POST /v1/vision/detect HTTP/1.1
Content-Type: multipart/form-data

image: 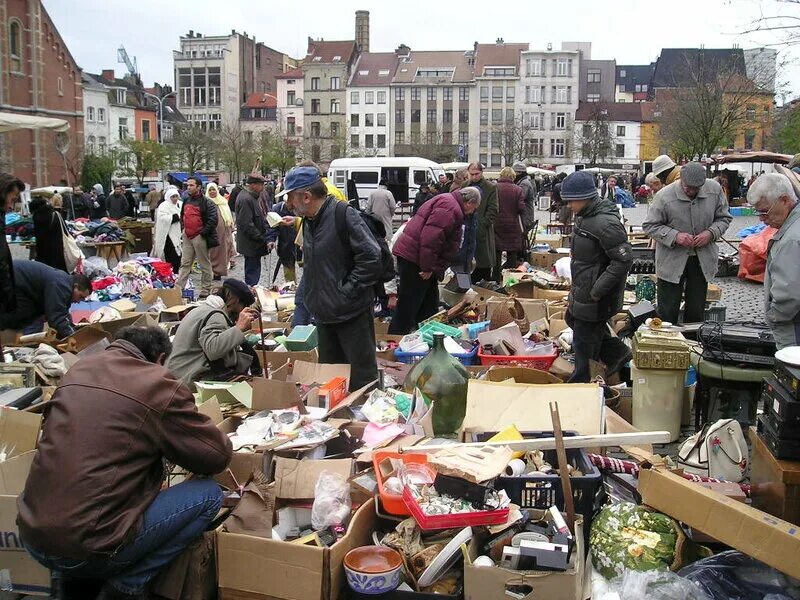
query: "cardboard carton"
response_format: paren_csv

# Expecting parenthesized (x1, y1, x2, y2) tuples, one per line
(256, 350, 317, 372)
(530, 251, 561, 269)
(141, 287, 184, 308)
(273, 457, 354, 501)
(639, 466, 800, 579)
(486, 298, 549, 324)
(548, 311, 569, 338)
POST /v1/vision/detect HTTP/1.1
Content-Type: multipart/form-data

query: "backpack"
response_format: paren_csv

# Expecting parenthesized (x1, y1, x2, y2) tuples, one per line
(334, 201, 396, 283)
(677, 418, 747, 482)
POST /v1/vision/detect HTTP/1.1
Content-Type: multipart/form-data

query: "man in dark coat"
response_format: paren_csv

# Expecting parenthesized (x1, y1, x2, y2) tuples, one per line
(107, 184, 129, 220)
(412, 182, 434, 215)
(561, 171, 632, 383)
(0, 174, 25, 322)
(174, 176, 218, 299)
(466, 162, 498, 283)
(234, 175, 269, 286)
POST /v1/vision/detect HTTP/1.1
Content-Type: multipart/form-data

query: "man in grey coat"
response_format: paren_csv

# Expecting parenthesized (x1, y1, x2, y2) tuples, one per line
(749, 173, 800, 349)
(365, 179, 396, 242)
(513, 161, 536, 233)
(467, 162, 499, 283)
(643, 162, 731, 323)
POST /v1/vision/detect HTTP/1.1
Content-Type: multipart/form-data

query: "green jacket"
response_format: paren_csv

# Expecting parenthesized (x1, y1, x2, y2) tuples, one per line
(469, 177, 499, 269)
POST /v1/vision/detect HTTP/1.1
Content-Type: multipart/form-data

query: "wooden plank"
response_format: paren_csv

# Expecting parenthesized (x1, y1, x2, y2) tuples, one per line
(550, 402, 576, 532)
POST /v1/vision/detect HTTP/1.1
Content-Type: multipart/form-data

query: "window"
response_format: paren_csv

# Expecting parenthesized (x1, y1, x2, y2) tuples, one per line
(525, 138, 544, 156)
(330, 77, 340, 90)
(443, 109, 453, 124)
(491, 131, 501, 146)
(97, 108, 105, 123)
(87, 106, 95, 122)
(526, 86, 544, 104)
(116, 89, 127, 105)
(616, 125, 626, 136)
(351, 91, 359, 104)
(378, 134, 386, 148)
(87, 135, 95, 153)
(118, 117, 129, 140)
(417, 68, 455, 78)
(395, 131, 405, 145)
(491, 154, 502, 167)
(582, 124, 592, 138)
(208, 67, 221, 106)
(480, 109, 488, 125)
(427, 87, 437, 101)
(615, 143, 625, 157)
(331, 99, 341, 113)
(411, 109, 421, 123)
(480, 131, 489, 147)
(365, 113, 374, 126)
(634, 84, 648, 93)
(142, 120, 151, 141)
(365, 91, 374, 104)
(395, 109, 405, 123)
(525, 58, 544, 77)
(587, 93, 600, 103)
(365, 134, 374, 148)
(377, 91, 386, 104)
(554, 112, 567, 129)
(178, 68, 191, 106)
(411, 87, 421, 101)
(56, 77, 64, 96)
(311, 99, 321, 114)
(395, 88, 405, 101)
(351, 114, 359, 127)
(427, 109, 436, 124)
(485, 67, 515, 77)
(287, 90, 296, 106)
(745, 129, 756, 150)
(587, 70, 601, 83)
(311, 145, 320, 161)
(459, 87, 469, 101)
(442, 131, 452, 145)
(98, 136, 106, 152)
(8, 20, 22, 72)
(555, 58, 572, 77)
(330, 122, 340, 137)
(480, 86, 489, 100)
(459, 108, 469, 124)
(550, 138, 566, 157)
(526, 112, 544, 129)
(311, 77, 320, 90)
(492, 86, 503, 101)
(310, 122, 320, 137)
(619, 69, 626, 78)
(351, 134, 360, 148)
(507, 86, 515, 101)
(287, 117, 296, 135)
(458, 131, 469, 145)
(492, 109, 502, 124)
(331, 145, 340, 160)
(746, 105, 756, 121)
(553, 86, 569, 103)
(479, 153, 488, 166)
(506, 109, 514, 124)
(377, 113, 386, 127)
(443, 87, 453, 101)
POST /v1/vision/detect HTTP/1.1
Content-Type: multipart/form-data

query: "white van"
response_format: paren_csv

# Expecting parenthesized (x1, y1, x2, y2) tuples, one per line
(328, 157, 445, 206)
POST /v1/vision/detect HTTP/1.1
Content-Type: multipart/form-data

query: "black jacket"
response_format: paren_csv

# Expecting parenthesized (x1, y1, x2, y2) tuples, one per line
(180, 194, 219, 249)
(413, 191, 434, 215)
(90, 194, 107, 220)
(107, 193, 128, 220)
(0, 208, 15, 314)
(302, 197, 381, 324)
(266, 201, 297, 266)
(30, 199, 67, 272)
(234, 188, 269, 257)
(568, 199, 632, 322)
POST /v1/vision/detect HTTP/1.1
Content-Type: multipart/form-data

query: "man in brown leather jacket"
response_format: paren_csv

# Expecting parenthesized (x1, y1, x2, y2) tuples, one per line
(17, 326, 233, 600)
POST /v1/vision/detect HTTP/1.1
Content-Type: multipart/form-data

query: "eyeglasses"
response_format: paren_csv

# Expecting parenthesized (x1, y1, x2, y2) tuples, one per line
(755, 203, 776, 218)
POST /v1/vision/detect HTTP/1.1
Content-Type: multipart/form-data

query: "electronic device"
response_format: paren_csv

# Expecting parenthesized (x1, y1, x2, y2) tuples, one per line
(698, 321, 776, 367)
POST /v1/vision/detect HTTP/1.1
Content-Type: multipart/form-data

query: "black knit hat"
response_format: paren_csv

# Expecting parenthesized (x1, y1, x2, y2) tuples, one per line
(222, 279, 255, 307)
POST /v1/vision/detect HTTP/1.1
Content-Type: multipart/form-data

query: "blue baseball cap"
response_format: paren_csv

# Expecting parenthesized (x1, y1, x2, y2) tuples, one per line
(275, 166, 322, 198)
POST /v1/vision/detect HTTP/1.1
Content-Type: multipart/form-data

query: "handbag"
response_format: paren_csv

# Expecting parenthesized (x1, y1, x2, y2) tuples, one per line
(677, 418, 747, 482)
(489, 297, 530, 334)
(55, 212, 82, 273)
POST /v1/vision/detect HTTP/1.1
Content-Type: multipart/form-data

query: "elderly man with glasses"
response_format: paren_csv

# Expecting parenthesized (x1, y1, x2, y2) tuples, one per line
(749, 172, 800, 349)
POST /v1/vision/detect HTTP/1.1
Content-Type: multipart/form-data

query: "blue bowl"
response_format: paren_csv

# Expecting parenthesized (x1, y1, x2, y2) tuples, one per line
(344, 546, 403, 595)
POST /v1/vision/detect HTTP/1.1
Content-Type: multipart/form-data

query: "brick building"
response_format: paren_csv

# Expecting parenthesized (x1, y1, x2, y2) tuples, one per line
(0, 0, 83, 186)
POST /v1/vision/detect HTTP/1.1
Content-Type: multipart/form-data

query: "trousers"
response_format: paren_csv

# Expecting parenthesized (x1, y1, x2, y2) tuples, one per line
(317, 309, 378, 392)
(243, 255, 262, 286)
(175, 235, 213, 297)
(292, 275, 313, 327)
(657, 255, 707, 324)
(389, 257, 439, 335)
(566, 311, 612, 383)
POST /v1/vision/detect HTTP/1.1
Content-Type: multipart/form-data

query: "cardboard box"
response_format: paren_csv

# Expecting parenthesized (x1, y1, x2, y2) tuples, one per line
(256, 350, 317, 372)
(548, 311, 569, 338)
(217, 497, 376, 600)
(639, 466, 800, 580)
(706, 283, 722, 302)
(486, 298, 548, 324)
(484, 367, 563, 385)
(141, 287, 184, 308)
(273, 457, 353, 501)
(530, 251, 561, 269)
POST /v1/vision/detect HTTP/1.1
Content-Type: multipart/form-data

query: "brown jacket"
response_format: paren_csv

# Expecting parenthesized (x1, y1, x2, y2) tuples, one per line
(17, 340, 232, 559)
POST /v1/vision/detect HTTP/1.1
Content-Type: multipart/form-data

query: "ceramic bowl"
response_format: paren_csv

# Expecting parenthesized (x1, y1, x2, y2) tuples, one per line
(344, 545, 403, 595)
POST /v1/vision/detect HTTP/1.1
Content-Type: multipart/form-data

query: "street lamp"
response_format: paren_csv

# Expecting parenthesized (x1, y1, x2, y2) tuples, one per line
(143, 90, 177, 144)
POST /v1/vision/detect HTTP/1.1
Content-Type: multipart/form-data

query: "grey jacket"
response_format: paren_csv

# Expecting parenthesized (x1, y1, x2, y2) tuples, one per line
(765, 203, 800, 349)
(302, 196, 382, 324)
(516, 174, 536, 231)
(166, 302, 249, 387)
(642, 179, 731, 283)
(235, 187, 269, 257)
(365, 186, 397, 242)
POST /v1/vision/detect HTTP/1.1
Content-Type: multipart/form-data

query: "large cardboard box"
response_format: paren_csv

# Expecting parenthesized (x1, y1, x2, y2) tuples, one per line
(217, 497, 376, 600)
(639, 465, 800, 580)
(256, 350, 317, 372)
(0, 410, 50, 596)
(530, 251, 561, 269)
(486, 298, 548, 324)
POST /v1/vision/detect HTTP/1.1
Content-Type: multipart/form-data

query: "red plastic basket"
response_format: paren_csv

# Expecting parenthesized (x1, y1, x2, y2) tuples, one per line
(401, 487, 510, 530)
(372, 451, 432, 516)
(477, 348, 559, 370)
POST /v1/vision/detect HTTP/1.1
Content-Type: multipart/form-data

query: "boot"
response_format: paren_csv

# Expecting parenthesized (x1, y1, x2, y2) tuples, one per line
(96, 583, 148, 600)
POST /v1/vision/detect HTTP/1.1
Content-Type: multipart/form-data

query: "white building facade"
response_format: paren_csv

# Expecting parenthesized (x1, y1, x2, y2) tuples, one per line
(82, 74, 111, 155)
(276, 66, 304, 143)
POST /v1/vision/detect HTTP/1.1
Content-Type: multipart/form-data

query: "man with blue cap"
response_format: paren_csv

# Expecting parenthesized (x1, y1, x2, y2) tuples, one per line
(561, 170, 633, 383)
(277, 166, 382, 391)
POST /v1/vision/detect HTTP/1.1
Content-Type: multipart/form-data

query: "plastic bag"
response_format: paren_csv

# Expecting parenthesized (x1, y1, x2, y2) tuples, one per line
(592, 568, 711, 600)
(737, 226, 777, 283)
(311, 471, 352, 530)
(678, 551, 799, 600)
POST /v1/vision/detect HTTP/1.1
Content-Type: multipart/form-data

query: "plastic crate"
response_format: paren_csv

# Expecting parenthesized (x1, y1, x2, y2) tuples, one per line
(401, 487, 510, 530)
(705, 303, 727, 322)
(477, 347, 559, 370)
(394, 344, 479, 366)
(372, 451, 430, 516)
(473, 430, 602, 533)
(417, 321, 463, 345)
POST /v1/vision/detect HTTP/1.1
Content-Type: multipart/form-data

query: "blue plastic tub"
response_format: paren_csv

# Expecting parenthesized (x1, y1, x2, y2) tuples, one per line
(393, 345, 479, 366)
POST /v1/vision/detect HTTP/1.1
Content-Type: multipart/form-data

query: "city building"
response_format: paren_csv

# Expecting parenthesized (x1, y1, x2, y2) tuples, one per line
(0, 0, 83, 186)
(239, 92, 277, 139)
(472, 40, 529, 169)
(517, 44, 580, 166)
(347, 52, 398, 157)
(574, 102, 644, 169)
(89, 70, 139, 149)
(639, 102, 661, 168)
(276, 66, 304, 145)
(302, 38, 358, 166)
(144, 82, 186, 142)
(562, 42, 616, 104)
(615, 64, 655, 102)
(83, 73, 111, 155)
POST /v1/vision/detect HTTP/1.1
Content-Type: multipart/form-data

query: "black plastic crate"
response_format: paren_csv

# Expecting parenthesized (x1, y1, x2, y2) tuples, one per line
(473, 430, 602, 532)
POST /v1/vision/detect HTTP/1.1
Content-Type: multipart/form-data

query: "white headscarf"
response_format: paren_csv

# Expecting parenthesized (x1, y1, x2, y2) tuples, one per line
(152, 188, 183, 259)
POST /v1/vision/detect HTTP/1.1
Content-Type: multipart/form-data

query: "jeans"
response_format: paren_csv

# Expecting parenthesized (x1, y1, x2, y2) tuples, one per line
(243, 255, 262, 286)
(566, 311, 612, 383)
(657, 255, 707, 324)
(317, 309, 378, 392)
(26, 479, 223, 596)
(292, 275, 313, 327)
(389, 257, 439, 335)
(175, 236, 213, 296)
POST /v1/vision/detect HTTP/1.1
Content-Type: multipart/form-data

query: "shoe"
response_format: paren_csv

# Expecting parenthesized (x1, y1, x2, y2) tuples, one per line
(96, 583, 148, 600)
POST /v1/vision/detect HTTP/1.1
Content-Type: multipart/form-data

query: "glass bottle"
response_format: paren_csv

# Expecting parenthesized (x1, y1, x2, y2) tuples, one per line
(403, 332, 470, 435)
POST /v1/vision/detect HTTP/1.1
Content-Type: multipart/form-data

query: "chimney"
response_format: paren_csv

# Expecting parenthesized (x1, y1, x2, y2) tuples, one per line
(394, 44, 410, 57)
(188, 30, 194, 37)
(496, 37, 504, 45)
(355, 10, 369, 53)
(101, 69, 114, 81)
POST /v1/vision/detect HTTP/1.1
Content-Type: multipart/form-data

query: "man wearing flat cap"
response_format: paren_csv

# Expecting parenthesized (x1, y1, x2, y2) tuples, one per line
(235, 174, 270, 286)
(643, 162, 731, 324)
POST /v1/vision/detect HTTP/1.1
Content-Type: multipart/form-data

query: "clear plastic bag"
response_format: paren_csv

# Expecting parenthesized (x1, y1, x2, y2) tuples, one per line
(678, 551, 800, 600)
(311, 471, 352, 530)
(592, 568, 712, 600)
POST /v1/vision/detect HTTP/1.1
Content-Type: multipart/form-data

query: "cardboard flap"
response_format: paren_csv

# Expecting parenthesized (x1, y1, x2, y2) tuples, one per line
(0, 410, 42, 458)
(273, 457, 354, 500)
(291, 360, 351, 386)
(249, 378, 306, 413)
(197, 397, 224, 425)
(0, 450, 35, 495)
(141, 287, 183, 307)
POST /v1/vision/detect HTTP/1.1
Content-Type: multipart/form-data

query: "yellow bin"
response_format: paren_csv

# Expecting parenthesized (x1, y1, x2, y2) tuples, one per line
(631, 364, 686, 442)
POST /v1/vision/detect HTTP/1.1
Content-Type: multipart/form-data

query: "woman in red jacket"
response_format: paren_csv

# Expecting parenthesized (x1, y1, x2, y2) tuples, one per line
(493, 166, 527, 280)
(390, 187, 482, 334)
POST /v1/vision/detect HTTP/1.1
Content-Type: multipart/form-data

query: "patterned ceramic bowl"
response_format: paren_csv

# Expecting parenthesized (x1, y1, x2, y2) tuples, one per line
(344, 545, 403, 595)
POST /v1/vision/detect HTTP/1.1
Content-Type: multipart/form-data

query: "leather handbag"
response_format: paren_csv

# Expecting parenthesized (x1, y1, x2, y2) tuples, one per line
(677, 418, 748, 482)
(489, 297, 530, 334)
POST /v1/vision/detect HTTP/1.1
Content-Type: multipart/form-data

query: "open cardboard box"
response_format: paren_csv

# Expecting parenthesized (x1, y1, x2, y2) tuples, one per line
(0, 409, 51, 596)
(256, 349, 318, 372)
(485, 297, 549, 324)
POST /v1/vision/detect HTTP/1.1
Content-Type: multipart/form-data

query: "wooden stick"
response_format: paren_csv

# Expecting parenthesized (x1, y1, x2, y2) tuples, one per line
(550, 402, 576, 533)
(256, 312, 268, 378)
(398, 431, 671, 454)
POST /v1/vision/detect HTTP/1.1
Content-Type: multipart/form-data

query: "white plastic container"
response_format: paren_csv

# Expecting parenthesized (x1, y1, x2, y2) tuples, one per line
(631, 364, 686, 442)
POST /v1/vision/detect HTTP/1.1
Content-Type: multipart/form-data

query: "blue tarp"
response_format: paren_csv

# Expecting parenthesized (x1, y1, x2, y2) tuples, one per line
(615, 188, 637, 208)
(167, 172, 210, 184)
(737, 222, 767, 239)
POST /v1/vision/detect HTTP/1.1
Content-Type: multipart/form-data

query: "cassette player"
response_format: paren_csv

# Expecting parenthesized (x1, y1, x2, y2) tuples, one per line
(761, 376, 800, 423)
(758, 416, 800, 460)
(760, 406, 800, 440)
(775, 360, 800, 401)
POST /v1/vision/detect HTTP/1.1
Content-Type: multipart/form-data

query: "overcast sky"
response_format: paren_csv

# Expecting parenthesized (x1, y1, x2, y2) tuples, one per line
(44, 0, 799, 99)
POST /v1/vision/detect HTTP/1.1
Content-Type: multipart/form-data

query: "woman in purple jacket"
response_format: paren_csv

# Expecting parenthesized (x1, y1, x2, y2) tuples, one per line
(493, 166, 527, 280)
(390, 187, 482, 334)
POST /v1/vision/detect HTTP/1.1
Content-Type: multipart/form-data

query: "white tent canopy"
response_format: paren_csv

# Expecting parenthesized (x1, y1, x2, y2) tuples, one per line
(0, 111, 69, 133)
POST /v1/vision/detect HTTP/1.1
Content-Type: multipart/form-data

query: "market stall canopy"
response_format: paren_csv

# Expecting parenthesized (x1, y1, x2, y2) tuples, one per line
(30, 186, 72, 197)
(0, 112, 69, 133)
(167, 172, 210, 184)
(713, 151, 793, 165)
(527, 166, 556, 176)
(439, 162, 470, 172)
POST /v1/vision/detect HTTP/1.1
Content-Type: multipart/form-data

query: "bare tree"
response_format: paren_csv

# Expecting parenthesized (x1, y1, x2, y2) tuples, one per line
(214, 121, 259, 182)
(118, 139, 169, 185)
(395, 129, 457, 163)
(575, 105, 616, 165)
(169, 125, 213, 175)
(496, 110, 541, 166)
(740, 0, 800, 48)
